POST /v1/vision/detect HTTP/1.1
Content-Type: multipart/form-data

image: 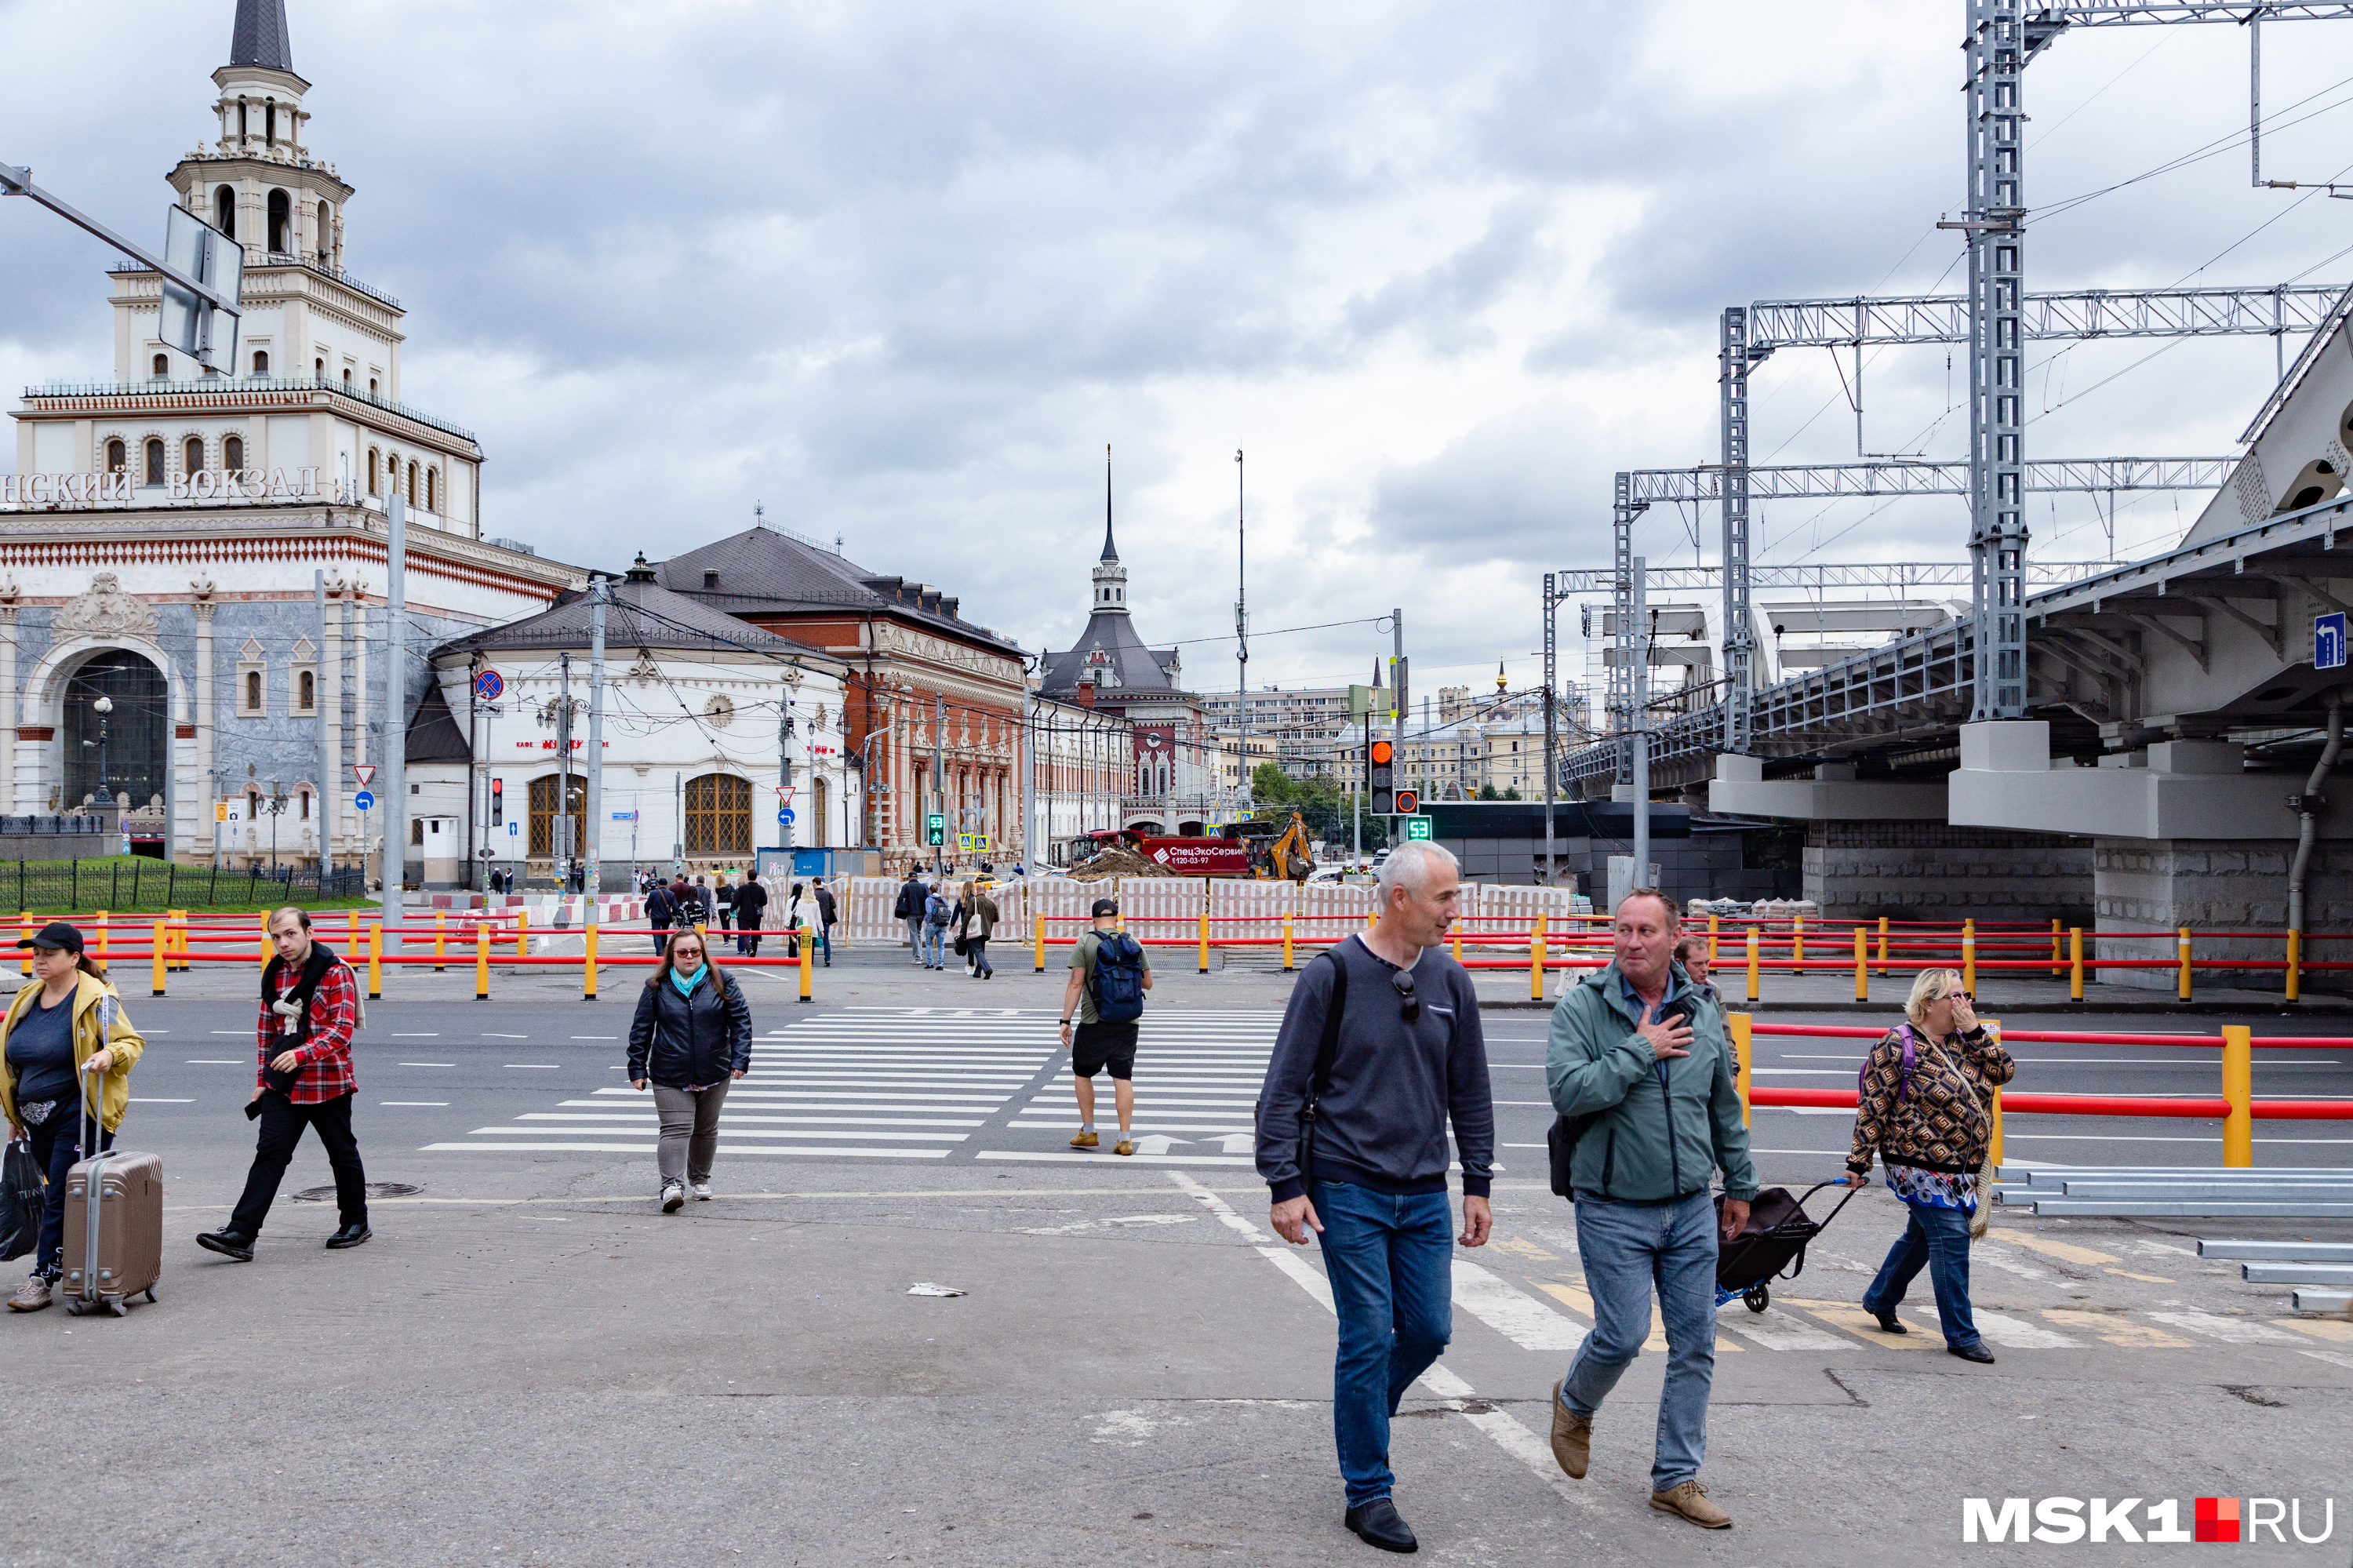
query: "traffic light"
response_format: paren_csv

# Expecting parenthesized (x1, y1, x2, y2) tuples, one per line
(1369, 738, 1394, 815)
(489, 777, 503, 826)
(926, 813, 946, 846)
(1395, 788, 1420, 816)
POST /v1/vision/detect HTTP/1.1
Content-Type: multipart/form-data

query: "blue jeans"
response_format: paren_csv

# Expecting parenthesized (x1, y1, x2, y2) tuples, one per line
(922, 926, 947, 966)
(1863, 1200, 1980, 1350)
(24, 1111, 111, 1280)
(1558, 1190, 1719, 1493)
(1312, 1181, 1455, 1508)
(968, 937, 992, 976)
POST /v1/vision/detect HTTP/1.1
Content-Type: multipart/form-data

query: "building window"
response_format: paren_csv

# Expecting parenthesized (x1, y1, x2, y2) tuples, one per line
(683, 773, 752, 856)
(425, 468, 436, 512)
(316, 200, 330, 262)
(251, 350, 268, 377)
(214, 185, 235, 238)
(104, 440, 125, 475)
(224, 435, 244, 471)
(264, 100, 276, 144)
(151, 354, 169, 379)
(184, 436, 204, 475)
(527, 773, 589, 858)
(406, 461, 419, 503)
(267, 189, 289, 253)
(298, 671, 315, 711)
(245, 670, 263, 711)
(299, 789, 311, 821)
(314, 356, 324, 378)
(342, 369, 352, 386)
(367, 450, 380, 496)
(410, 818, 424, 846)
(369, 378, 379, 395)
(144, 439, 165, 486)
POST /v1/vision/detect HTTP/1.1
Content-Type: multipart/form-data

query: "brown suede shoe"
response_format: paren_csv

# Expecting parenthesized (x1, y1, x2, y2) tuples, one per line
(1548, 1379, 1591, 1479)
(1068, 1131, 1099, 1148)
(1649, 1481, 1731, 1529)
(1114, 1139, 1135, 1156)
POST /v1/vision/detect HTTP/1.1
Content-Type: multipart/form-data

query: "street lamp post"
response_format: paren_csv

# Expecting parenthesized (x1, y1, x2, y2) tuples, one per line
(92, 695, 113, 809)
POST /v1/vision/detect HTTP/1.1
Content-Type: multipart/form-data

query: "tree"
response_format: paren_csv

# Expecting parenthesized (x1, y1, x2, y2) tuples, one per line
(1251, 762, 1296, 802)
(1476, 782, 1502, 801)
(1502, 786, 1522, 801)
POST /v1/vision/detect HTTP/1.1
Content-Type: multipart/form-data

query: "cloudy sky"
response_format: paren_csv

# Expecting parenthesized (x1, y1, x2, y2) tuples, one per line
(8, 2, 2353, 714)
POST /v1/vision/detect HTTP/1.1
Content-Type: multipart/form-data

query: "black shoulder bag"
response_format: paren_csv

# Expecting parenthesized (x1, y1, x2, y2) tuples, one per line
(1297, 950, 1350, 1191)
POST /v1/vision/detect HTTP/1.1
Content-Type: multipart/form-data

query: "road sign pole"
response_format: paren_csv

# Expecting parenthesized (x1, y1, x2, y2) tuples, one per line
(587, 578, 606, 899)
(380, 494, 407, 949)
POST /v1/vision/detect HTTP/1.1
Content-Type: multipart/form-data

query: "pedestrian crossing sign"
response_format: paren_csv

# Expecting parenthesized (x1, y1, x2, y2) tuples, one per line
(976, 833, 991, 852)
(958, 833, 974, 852)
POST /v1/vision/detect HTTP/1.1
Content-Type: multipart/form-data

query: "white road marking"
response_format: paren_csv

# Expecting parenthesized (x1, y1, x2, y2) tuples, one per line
(390, 1033, 441, 1038)
(571, 1035, 618, 1040)
(2300, 1349, 2353, 1371)
(400, 1062, 456, 1068)
(1452, 1262, 1587, 1351)
(382, 1101, 449, 1107)
(128, 1097, 191, 1103)
(185, 1059, 241, 1064)
(420, 1142, 951, 1157)
(2147, 1310, 2302, 1344)
(1971, 1311, 2082, 1349)
(482, 1033, 529, 1039)
(1720, 1308, 1849, 1351)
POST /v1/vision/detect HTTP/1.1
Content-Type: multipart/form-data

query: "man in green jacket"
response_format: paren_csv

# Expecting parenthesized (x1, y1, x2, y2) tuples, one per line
(1543, 888, 1755, 1530)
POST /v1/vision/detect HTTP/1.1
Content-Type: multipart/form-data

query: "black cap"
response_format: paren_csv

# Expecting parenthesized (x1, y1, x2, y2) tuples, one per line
(16, 921, 82, 955)
(1091, 897, 1119, 918)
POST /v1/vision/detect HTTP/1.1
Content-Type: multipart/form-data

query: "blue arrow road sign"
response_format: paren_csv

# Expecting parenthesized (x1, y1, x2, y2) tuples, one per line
(778, 807, 795, 824)
(353, 790, 374, 811)
(2319, 612, 2348, 671)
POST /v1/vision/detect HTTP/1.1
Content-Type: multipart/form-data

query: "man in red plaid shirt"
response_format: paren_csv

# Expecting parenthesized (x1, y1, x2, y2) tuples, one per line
(197, 907, 372, 1261)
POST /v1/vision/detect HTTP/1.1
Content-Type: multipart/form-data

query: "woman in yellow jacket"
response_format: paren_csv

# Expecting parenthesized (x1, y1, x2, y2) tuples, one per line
(0, 922, 145, 1312)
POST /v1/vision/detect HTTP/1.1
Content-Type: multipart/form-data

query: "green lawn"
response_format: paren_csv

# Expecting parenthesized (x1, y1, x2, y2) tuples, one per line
(0, 855, 376, 918)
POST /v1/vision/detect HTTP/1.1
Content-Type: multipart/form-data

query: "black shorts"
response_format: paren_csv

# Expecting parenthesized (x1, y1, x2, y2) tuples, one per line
(1071, 1020, 1139, 1081)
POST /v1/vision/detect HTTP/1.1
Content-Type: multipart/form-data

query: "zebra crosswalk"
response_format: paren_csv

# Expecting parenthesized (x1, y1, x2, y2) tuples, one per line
(424, 1006, 1285, 1166)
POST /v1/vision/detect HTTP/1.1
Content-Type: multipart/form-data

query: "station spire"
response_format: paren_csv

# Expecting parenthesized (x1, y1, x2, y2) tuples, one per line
(1089, 444, 1129, 616)
(1102, 443, 1118, 562)
(229, 0, 295, 72)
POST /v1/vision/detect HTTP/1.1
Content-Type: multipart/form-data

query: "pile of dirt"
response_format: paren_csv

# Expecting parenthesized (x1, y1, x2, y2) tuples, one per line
(1068, 843, 1176, 881)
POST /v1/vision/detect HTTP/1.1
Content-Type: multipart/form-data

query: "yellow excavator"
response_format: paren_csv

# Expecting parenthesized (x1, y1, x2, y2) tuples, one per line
(1227, 812, 1317, 882)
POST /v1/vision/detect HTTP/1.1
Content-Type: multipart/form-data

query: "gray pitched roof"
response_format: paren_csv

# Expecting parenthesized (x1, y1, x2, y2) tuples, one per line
(230, 0, 294, 71)
(429, 574, 823, 662)
(654, 527, 1022, 654)
(404, 682, 471, 766)
(1038, 610, 1184, 697)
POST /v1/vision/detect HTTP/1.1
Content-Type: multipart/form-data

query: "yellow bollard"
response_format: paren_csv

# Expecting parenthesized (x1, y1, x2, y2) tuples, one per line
(1745, 928, 1760, 1002)
(1707, 911, 1719, 964)
(21, 912, 34, 976)
(367, 924, 383, 999)
(2069, 927, 2084, 1002)
(2287, 929, 2302, 1003)
(1450, 917, 1461, 964)
(1876, 914, 1889, 977)
(150, 921, 166, 997)
(347, 908, 359, 951)
(2177, 926, 2192, 1002)
(799, 921, 814, 1004)
(435, 910, 447, 973)
(475, 924, 490, 1000)
(1984, 1017, 2004, 1167)
(1792, 915, 1804, 975)
(1962, 919, 1977, 995)
(2049, 918, 2062, 977)
(1282, 912, 1295, 972)
(258, 909, 270, 974)
(1728, 1011, 1752, 1127)
(1366, 908, 1377, 933)
(95, 911, 108, 963)
(1529, 914, 1547, 1002)
(1034, 914, 1045, 973)
(518, 909, 531, 960)
(1853, 927, 1867, 1003)
(169, 908, 187, 971)
(584, 923, 598, 1002)
(2220, 1024, 2253, 1167)
(1198, 904, 1209, 975)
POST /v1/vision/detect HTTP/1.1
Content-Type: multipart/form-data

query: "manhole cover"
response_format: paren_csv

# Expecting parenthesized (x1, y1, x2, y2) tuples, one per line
(291, 1181, 421, 1202)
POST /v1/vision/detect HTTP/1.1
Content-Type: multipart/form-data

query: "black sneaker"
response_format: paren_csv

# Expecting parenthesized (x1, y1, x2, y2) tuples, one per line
(195, 1231, 255, 1262)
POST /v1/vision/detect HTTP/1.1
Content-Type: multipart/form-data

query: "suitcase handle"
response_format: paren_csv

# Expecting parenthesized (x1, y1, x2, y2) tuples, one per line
(75, 995, 118, 1304)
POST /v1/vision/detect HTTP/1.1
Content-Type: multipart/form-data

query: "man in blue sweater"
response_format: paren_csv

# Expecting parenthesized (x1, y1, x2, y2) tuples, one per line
(1257, 840, 1493, 1555)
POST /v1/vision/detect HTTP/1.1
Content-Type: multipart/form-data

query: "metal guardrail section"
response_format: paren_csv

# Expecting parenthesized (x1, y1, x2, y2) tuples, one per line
(1747, 283, 2345, 348)
(23, 376, 477, 446)
(1551, 560, 2111, 595)
(1561, 486, 2353, 783)
(1625, 457, 2232, 506)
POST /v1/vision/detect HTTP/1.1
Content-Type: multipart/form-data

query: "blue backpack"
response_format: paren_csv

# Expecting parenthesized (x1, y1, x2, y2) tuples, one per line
(1089, 933, 1147, 1022)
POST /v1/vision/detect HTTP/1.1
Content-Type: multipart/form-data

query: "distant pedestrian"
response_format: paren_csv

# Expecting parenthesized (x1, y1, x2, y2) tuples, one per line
(627, 930, 751, 1212)
(1255, 843, 1492, 1555)
(813, 881, 838, 967)
(198, 908, 372, 1262)
(1544, 889, 1754, 1530)
(735, 875, 769, 958)
(1060, 898, 1149, 1153)
(1674, 933, 1718, 1005)
(896, 868, 929, 963)
(714, 874, 735, 936)
(957, 881, 998, 980)
(646, 878, 682, 956)
(693, 876, 716, 926)
(921, 882, 953, 970)
(2, 922, 147, 1312)
(1846, 968, 2014, 1362)
(784, 882, 807, 960)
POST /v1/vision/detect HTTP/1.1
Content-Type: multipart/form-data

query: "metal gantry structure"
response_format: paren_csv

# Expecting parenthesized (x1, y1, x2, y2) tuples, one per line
(1550, 2, 2353, 806)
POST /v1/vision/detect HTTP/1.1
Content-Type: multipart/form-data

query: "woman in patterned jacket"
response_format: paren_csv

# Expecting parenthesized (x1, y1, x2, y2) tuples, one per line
(1843, 967, 2015, 1363)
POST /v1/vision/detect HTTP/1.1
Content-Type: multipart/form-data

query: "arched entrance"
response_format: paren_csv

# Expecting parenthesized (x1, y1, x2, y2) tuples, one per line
(64, 650, 168, 811)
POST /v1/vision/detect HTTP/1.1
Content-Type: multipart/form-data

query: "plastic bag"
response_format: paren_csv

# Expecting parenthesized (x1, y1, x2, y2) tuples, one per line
(0, 1137, 43, 1262)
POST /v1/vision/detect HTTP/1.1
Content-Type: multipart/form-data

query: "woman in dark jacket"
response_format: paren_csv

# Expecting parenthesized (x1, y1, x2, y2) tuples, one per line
(1844, 968, 2016, 1362)
(627, 930, 752, 1212)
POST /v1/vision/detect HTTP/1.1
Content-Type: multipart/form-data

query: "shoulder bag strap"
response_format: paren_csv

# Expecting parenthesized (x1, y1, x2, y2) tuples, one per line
(1298, 948, 1349, 1191)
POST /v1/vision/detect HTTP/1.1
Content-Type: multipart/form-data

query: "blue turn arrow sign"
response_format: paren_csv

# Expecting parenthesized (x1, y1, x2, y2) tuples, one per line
(353, 790, 375, 811)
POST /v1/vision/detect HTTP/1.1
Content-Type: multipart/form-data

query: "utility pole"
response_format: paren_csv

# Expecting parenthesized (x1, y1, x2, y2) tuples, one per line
(315, 570, 333, 873)
(1391, 607, 1406, 788)
(1962, 1, 2028, 720)
(1236, 448, 1248, 815)
(1019, 660, 1035, 871)
(586, 577, 605, 897)
(778, 675, 797, 857)
(379, 494, 407, 937)
(1631, 555, 1650, 891)
(1542, 572, 1557, 885)
(557, 651, 573, 890)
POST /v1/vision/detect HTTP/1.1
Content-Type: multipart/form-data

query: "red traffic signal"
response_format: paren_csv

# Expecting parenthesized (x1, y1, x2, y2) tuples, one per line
(1369, 740, 1393, 765)
(1395, 788, 1420, 815)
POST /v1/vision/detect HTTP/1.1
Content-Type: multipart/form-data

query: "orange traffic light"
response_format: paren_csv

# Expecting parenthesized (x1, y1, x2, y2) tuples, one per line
(1369, 739, 1393, 765)
(1395, 788, 1420, 815)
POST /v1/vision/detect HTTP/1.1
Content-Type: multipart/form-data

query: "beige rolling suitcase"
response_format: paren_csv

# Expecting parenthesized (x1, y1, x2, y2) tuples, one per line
(61, 1026, 162, 1317)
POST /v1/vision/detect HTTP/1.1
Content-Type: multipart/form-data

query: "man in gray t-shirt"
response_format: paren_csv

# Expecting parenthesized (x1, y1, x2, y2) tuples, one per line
(1058, 897, 1151, 1154)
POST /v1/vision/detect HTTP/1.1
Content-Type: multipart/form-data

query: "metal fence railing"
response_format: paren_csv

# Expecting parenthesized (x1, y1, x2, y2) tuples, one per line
(0, 860, 368, 912)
